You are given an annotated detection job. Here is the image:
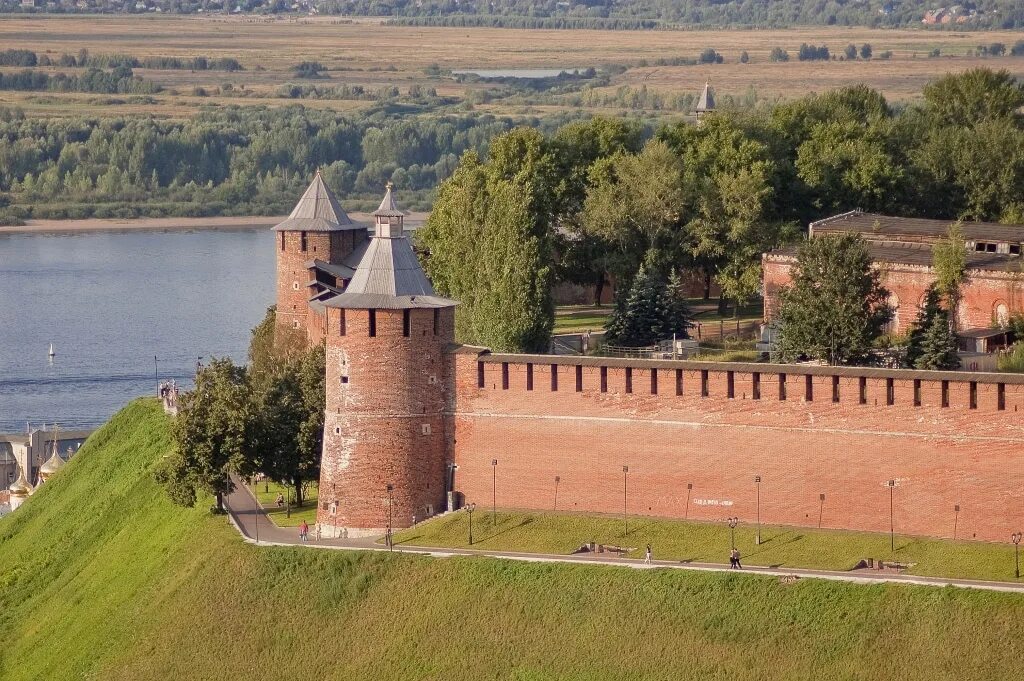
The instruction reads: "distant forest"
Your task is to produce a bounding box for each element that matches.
[7,0,1024,29]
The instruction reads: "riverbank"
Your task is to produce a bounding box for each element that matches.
[0,212,429,235]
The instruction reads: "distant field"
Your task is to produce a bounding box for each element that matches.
[0,15,1022,118]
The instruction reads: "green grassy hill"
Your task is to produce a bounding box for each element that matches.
[3,399,1024,680]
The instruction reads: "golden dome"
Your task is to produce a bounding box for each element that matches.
[38,450,65,481]
[9,467,32,497]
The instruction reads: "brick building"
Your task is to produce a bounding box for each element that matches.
[277,181,1024,543]
[763,211,1024,336]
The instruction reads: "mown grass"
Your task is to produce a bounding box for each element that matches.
[394,509,1023,582]
[553,306,611,334]
[253,480,319,527]
[4,398,1024,680]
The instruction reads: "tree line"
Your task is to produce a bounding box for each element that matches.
[0,66,161,95]
[418,68,1024,356]
[0,48,243,71]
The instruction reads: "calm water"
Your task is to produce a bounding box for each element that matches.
[0,229,275,432]
[452,68,579,78]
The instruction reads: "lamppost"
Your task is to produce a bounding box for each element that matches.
[1012,532,1022,579]
[953,504,961,540]
[491,458,498,526]
[553,475,560,511]
[154,355,158,391]
[728,517,739,550]
[684,482,693,520]
[386,484,394,551]
[818,493,825,529]
[465,502,477,545]
[887,479,896,552]
[754,475,762,545]
[622,465,629,537]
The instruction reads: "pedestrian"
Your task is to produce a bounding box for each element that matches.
[299,520,309,543]
[731,547,742,569]
[314,523,321,542]
[275,492,284,507]
[645,544,652,565]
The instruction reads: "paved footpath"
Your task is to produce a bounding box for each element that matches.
[224,479,1024,594]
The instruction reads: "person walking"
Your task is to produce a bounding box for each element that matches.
[299,520,309,543]
[730,547,742,569]
[645,544,652,565]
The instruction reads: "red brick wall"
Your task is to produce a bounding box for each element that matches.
[276,231,332,338]
[317,305,455,537]
[764,255,1024,334]
[450,354,1024,542]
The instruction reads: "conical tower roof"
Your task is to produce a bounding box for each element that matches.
[9,465,32,497]
[696,80,715,113]
[325,185,456,310]
[273,170,358,232]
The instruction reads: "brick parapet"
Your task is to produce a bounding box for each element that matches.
[449,349,1024,542]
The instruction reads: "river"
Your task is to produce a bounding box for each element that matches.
[0,228,275,432]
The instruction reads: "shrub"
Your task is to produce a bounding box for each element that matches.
[769,47,790,63]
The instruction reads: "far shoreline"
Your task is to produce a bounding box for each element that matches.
[1,211,429,235]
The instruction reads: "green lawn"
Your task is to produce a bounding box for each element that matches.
[4,399,1024,680]
[553,306,611,334]
[253,480,319,527]
[394,509,1022,583]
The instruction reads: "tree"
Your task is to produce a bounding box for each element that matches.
[860,43,873,59]
[739,50,750,64]
[922,68,1024,127]
[604,259,692,347]
[844,44,858,60]
[775,233,892,365]
[932,223,967,324]
[905,285,960,370]
[769,47,790,62]
[157,358,250,511]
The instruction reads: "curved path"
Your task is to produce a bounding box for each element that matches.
[223,479,1024,594]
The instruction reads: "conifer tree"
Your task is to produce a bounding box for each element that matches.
[906,285,960,370]
[604,262,666,347]
[662,268,694,340]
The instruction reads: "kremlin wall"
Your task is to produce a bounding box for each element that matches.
[273,174,1024,544]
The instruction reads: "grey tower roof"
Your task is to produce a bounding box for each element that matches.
[325,187,456,310]
[273,171,358,232]
[696,81,715,112]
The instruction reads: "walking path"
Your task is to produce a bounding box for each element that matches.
[223,479,1024,594]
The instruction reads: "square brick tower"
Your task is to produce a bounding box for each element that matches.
[316,184,457,538]
[273,171,368,344]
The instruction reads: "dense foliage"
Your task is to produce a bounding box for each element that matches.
[604,263,693,347]
[905,286,960,370]
[775,233,892,365]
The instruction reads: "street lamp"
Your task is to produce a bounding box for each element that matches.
[754,475,762,545]
[728,516,739,550]
[491,458,498,526]
[953,504,961,540]
[465,502,477,545]
[386,484,394,551]
[553,475,560,511]
[818,493,825,529]
[887,479,896,552]
[622,465,629,537]
[684,482,693,520]
[1012,532,1022,579]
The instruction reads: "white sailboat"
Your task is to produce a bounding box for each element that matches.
[48,343,55,360]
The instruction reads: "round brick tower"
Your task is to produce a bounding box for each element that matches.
[273,171,367,343]
[316,184,457,538]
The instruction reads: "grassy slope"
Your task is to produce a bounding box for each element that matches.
[4,399,1024,680]
[395,511,1023,582]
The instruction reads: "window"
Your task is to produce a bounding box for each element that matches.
[975,242,987,252]
[625,368,633,394]
[526,364,534,391]
[339,309,346,336]
[1011,244,1022,256]
[280,232,286,251]
[600,367,608,393]
[987,243,997,253]
[421,424,432,436]
[701,370,709,398]
[300,231,307,252]
[832,376,840,403]
[576,365,583,392]
[292,320,300,329]
[727,371,735,399]
[501,363,509,390]
[477,362,485,388]
[340,375,348,385]
[368,309,377,337]
[650,369,658,395]
[752,372,761,400]
[292,281,300,290]
[402,309,411,337]
[551,364,558,391]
